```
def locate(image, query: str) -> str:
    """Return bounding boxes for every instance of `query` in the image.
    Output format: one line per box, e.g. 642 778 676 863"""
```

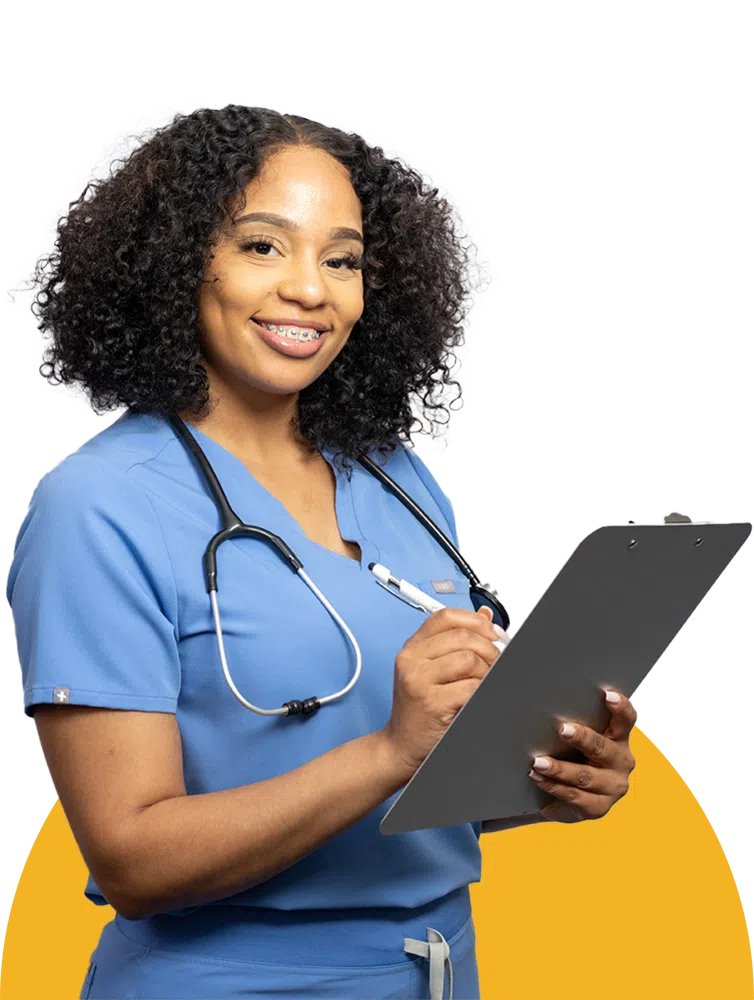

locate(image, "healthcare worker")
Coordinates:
7 105 638 1000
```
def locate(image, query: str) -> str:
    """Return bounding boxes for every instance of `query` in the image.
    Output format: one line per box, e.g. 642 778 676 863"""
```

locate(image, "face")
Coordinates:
197 145 364 404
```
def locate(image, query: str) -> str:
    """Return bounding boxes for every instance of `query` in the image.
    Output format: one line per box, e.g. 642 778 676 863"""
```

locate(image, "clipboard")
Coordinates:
380 520 751 835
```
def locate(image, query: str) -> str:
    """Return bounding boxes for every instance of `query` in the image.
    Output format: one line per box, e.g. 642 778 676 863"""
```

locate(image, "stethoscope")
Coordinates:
168 413 509 719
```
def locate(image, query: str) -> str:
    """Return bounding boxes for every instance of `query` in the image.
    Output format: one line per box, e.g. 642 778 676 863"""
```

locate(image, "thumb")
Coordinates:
477 605 494 622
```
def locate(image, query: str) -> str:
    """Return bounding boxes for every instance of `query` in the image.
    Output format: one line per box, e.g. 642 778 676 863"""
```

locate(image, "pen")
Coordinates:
369 562 509 653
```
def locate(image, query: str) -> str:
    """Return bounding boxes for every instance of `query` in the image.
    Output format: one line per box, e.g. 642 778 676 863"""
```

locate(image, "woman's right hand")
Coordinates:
381 606 506 779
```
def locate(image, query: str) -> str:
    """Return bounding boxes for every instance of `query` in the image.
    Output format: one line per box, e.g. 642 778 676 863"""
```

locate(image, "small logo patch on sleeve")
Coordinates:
53 687 71 704
431 579 456 594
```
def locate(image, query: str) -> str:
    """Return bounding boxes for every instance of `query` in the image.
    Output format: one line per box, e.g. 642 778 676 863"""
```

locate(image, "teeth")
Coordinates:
259 322 322 342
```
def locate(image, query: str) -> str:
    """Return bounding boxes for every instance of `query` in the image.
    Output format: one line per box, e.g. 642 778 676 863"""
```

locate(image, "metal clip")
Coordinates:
373 577 427 612
664 512 692 524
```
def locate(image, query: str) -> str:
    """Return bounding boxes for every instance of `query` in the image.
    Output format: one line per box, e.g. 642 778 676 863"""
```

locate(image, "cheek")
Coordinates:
342 280 364 322
221 272 259 315
199 270 260 331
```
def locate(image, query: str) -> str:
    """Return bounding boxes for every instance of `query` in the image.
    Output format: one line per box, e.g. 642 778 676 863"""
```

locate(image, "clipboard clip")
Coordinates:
620 510 694 524
663 512 692 524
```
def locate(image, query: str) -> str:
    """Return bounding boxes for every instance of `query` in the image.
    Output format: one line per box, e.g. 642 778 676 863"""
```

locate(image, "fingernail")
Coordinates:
532 756 551 771
493 624 508 638
528 769 545 781
604 690 621 704
560 723 576 737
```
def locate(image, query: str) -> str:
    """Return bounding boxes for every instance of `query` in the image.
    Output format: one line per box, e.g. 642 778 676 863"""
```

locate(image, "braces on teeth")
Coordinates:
260 323 322 342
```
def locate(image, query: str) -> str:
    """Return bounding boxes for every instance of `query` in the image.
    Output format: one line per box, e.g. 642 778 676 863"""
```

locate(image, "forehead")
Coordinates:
238 146 362 230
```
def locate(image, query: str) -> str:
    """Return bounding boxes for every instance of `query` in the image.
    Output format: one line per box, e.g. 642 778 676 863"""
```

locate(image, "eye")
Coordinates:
239 238 364 271
326 252 364 271
240 239 280 258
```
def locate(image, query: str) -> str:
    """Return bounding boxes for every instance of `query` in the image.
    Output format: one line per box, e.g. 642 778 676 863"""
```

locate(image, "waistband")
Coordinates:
115 885 472 968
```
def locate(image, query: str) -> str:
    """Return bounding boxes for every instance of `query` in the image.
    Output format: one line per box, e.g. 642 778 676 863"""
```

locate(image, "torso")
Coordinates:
240 450 362 563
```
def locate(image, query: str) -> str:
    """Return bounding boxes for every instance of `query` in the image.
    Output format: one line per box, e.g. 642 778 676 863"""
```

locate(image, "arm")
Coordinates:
16 458 414 921
34 705 411 921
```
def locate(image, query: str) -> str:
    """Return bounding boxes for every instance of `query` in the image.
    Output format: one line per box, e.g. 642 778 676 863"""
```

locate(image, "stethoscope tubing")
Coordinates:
356 454 510 632
209 568 363 716
166 412 509 719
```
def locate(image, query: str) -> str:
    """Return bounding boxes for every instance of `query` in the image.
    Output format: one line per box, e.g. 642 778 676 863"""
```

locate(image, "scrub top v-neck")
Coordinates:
188 421 381 576
7 409 484 916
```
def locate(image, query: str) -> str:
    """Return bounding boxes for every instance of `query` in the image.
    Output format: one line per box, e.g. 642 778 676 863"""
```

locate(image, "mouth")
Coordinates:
250 318 329 358
256 321 326 341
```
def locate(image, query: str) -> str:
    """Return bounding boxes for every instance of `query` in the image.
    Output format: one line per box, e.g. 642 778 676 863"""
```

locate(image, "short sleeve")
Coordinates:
6 454 181 717
401 446 461 548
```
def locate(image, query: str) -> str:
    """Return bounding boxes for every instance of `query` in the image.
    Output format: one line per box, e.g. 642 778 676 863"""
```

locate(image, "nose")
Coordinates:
276 249 330 306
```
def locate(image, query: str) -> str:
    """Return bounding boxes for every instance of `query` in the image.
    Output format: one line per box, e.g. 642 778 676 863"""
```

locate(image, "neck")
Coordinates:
177 383 312 469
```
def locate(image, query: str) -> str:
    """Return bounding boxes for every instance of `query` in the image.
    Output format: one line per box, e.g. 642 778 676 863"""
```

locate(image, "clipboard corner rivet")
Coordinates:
628 539 638 550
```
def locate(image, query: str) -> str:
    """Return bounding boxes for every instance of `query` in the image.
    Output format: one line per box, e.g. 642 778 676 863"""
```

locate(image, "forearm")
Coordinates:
481 812 550 833
109 729 410 919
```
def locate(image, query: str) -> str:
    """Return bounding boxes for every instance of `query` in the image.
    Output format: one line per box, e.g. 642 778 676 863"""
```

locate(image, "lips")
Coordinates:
250 318 329 359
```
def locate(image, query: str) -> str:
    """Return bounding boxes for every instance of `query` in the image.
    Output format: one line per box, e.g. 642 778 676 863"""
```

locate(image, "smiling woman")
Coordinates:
190 145 367 397
31 105 478 473
8 104 638 1000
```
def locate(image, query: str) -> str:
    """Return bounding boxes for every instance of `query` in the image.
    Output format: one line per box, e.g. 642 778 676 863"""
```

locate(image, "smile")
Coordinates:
250 319 329 358
258 322 322 342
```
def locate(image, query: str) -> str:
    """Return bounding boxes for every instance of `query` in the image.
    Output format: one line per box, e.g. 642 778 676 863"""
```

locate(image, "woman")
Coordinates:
7 105 637 1000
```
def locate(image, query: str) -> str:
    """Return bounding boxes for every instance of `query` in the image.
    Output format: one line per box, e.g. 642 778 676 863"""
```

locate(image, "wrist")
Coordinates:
373 727 416 790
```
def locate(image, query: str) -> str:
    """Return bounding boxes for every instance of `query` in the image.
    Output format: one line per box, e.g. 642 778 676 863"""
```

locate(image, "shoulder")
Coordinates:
7 413 176 611
368 437 452 502
27 410 174 517
11 411 176 578
363 437 458 545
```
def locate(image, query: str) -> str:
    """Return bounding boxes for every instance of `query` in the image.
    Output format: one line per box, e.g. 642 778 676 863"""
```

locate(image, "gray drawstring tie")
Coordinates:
404 926 453 1000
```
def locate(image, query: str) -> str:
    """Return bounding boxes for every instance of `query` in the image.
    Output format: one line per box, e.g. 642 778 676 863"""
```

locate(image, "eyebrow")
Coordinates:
232 211 364 245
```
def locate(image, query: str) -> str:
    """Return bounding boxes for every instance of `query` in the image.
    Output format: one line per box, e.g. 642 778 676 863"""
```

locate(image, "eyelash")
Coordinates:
239 238 364 272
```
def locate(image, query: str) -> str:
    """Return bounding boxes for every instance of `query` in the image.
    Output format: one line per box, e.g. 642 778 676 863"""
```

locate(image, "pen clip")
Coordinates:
373 577 427 612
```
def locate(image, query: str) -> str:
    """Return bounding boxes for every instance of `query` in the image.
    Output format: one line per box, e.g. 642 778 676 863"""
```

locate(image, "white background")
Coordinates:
1 0 751 965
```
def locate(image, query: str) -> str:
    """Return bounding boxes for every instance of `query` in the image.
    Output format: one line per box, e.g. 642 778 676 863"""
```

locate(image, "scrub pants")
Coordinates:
79 886 480 1000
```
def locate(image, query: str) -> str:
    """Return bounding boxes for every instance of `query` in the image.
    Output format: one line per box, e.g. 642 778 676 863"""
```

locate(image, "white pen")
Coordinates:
369 563 510 653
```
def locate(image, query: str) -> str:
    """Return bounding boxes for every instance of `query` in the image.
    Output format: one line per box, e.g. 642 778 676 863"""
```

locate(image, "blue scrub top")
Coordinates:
7 410 483 913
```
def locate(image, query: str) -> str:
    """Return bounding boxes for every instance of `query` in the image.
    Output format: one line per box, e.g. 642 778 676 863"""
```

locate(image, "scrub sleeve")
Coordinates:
7 411 486 1000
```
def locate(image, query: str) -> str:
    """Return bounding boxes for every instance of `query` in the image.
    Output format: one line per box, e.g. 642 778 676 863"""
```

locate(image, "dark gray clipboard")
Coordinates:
380 521 751 835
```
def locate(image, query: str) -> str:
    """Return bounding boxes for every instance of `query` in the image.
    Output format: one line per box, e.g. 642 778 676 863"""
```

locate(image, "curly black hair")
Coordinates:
31 105 486 473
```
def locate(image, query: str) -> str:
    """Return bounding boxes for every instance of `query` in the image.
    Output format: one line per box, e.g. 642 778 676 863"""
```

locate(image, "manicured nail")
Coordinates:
493 624 508 638
528 769 545 781
604 690 621 704
532 756 551 771
560 723 576 737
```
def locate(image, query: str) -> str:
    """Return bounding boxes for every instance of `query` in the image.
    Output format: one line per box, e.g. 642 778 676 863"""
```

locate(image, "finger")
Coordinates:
422 628 502 669
529 756 630 798
404 606 500 647
529 773 614 820
540 800 584 824
556 720 624 767
600 688 638 742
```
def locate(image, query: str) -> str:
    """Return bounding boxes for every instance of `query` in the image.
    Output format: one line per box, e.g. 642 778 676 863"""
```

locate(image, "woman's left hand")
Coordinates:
528 688 637 823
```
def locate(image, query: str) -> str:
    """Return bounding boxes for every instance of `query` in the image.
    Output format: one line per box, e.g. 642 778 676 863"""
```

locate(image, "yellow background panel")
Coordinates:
0 624 754 1000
